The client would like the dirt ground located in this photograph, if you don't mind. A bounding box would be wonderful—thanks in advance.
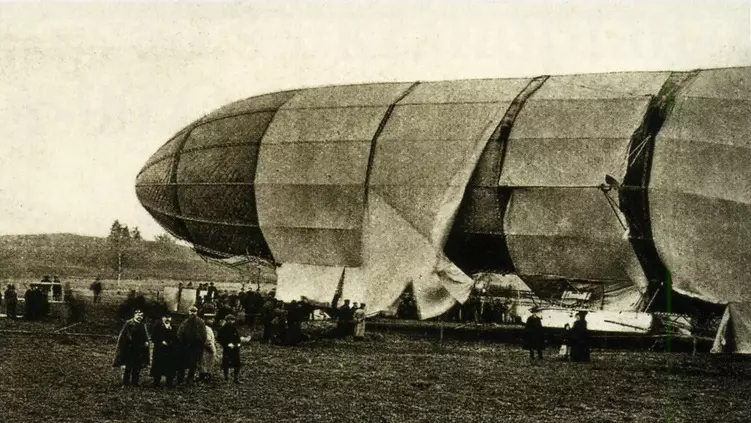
[1,315,750,423]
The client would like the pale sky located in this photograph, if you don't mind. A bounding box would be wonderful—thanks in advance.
[1,0,749,240]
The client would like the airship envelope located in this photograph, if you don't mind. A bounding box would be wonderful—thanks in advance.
[136,67,750,319]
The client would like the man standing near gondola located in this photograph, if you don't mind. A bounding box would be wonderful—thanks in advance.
[177,306,207,385]
[524,307,545,360]
[151,311,178,387]
[570,311,591,362]
[114,309,151,386]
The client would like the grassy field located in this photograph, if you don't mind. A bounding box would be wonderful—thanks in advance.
[1,311,750,423]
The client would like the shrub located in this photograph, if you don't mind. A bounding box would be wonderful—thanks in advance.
[65,294,88,324]
[116,290,170,321]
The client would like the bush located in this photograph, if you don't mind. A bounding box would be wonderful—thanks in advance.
[65,294,88,324]
[116,290,170,321]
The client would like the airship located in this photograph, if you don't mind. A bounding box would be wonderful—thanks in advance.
[136,67,749,320]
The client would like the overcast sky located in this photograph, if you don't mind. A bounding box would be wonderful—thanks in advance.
[1,0,749,240]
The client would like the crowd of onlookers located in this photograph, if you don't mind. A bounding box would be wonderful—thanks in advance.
[114,285,372,388]
[2,282,56,320]
[396,290,519,324]
[115,307,245,387]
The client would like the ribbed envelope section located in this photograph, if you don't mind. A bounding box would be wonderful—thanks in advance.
[651,67,751,304]
[346,79,529,318]
[501,72,670,310]
[255,83,414,267]
[135,91,297,258]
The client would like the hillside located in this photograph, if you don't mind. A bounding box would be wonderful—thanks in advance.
[0,233,275,282]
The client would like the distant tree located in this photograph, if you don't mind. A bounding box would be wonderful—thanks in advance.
[109,220,123,241]
[130,227,142,241]
[108,220,133,283]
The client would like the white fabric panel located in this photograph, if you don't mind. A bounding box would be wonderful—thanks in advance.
[275,263,344,304]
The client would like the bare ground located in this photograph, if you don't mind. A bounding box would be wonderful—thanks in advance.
[1,316,749,423]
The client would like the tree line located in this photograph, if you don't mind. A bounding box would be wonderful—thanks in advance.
[108,220,176,282]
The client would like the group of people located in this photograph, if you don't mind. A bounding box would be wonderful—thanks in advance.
[333,299,367,340]
[114,306,244,387]
[524,307,591,362]
[2,285,18,319]
[1,283,50,320]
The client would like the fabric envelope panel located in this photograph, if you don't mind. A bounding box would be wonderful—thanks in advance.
[183,221,271,258]
[499,137,630,187]
[255,142,371,185]
[262,107,388,144]
[531,72,669,100]
[650,190,751,303]
[400,78,530,105]
[650,139,751,204]
[260,227,361,267]
[135,185,173,216]
[200,90,299,122]
[505,188,627,237]
[505,188,640,283]
[142,128,187,169]
[275,264,343,304]
[657,98,750,148]
[370,184,453,239]
[177,145,260,184]
[507,234,638,282]
[651,68,751,304]
[678,67,750,100]
[280,83,414,109]
[136,156,173,185]
[255,184,364,230]
[509,98,650,141]
[183,112,275,151]
[255,85,404,265]
[143,209,191,242]
[377,103,503,142]
[135,158,174,215]
[370,102,509,236]
[177,185,259,224]
[369,140,476,186]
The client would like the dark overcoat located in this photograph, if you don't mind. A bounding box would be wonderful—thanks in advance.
[150,322,178,377]
[113,319,150,368]
[524,315,545,350]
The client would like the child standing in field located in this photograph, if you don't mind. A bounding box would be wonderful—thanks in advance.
[558,323,571,360]
[217,314,242,383]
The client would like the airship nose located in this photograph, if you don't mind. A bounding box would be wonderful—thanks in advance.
[135,91,297,258]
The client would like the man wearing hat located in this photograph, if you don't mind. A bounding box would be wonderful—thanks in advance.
[217,314,242,383]
[524,306,545,360]
[570,311,591,362]
[150,311,178,387]
[113,309,151,386]
[177,305,207,385]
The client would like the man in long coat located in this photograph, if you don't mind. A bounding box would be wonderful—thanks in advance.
[150,312,178,387]
[570,311,591,362]
[524,307,545,360]
[177,306,207,385]
[217,314,242,383]
[114,309,151,386]
[4,285,18,319]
